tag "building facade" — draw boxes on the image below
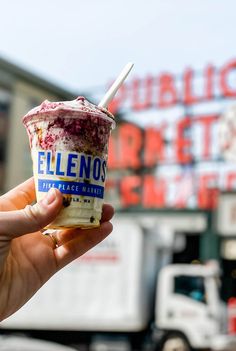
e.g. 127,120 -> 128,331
0,57 -> 74,192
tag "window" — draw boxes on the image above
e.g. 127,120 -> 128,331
174,275 -> 206,303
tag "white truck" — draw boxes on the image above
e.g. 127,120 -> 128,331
1,213 -> 236,351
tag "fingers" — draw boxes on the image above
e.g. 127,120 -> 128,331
0,188 -> 63,238
0,178 -> 36,211
54,204 -> 114,247
100,204 -> 114,223
54,220 -> 113,270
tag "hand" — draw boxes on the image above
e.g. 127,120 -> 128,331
0,177 -> 114,321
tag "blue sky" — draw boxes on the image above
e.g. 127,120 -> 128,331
0,0 -> 235,97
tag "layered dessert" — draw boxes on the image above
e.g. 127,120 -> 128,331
22,96 -> 115,229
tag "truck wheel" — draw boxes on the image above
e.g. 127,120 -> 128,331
160,334 -> 191,351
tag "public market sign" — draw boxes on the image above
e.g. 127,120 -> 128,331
106,58 -> 236,210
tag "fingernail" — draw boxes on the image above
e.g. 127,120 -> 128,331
42,188 -> 57,206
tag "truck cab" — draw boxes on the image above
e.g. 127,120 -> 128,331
155,264 -> 234,351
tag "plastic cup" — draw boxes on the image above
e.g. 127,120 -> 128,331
22,96 -> 115,229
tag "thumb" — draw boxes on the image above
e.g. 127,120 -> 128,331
0,188 -> 63,237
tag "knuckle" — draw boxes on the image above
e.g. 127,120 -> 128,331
18,189 -> 34,205
23,204 -> 44,230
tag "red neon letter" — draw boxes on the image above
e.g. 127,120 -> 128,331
197,174 -> 219,209
158,73 -> 177,108
175,118 -> 192,163
143,175 -> 166,208
220,59 -> 236,97
204,64 -> 215,100
120,176 -> 141,207
144,126 -> 165,166
119,123 -> 142,169
196,115 -> 217,159
183,68 -> 201,105
131,76 -> 153,111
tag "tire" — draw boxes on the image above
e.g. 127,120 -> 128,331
160,334 -> 191,351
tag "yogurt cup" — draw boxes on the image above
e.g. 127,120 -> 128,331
22,96 -> 115,229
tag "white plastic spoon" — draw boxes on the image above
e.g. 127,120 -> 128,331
98,62 -> 134,109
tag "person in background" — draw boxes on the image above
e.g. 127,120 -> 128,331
0,177 -> 114,322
